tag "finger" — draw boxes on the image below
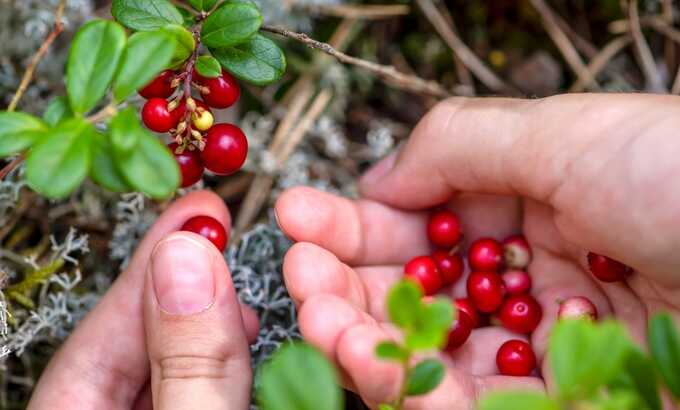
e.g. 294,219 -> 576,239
28,191 -> 231,410
144,232 -> 252,410
240,304 -> 260,344
359,94 -> 680,279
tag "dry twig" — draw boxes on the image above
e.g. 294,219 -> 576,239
627,0 -> 667,92
299,4 -> 410,20
569,36 -> 633,93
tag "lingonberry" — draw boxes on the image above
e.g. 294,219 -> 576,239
404,256 -> 442,296
432,250 -> 464,286
455,298 -> 481,328
496,340 -> 536,377
194,69 -> 241,109
501,270 -> 532,295
201,123 -> 248,176
558,296 -> 598,321
142,98 -> 177,133
168,143 -> 204,188
446,310 -> 472,351
171,98 -> 212,125
499,294 -> 542,334
466,271 -> 505,313
468,238 -> 503,271
427,210 -> 462,248
503,235 -> 532,269
181,215 -> 228,251
192,109 -> 214,132
139,70 -> 176,99
587,252 -> 630,283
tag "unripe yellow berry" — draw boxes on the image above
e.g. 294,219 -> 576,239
192,110 -> 214,131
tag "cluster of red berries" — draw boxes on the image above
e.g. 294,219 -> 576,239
181,215 -> 228,252
139,68 -> 248,188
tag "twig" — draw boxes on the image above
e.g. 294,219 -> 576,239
261,25 -> 451,98
528,0 -> 600,91
435,3 -> 475,95
0,154 -> 25,180
299,4 -> 410,19
553,12 -> 599,59
627,0 -> 667,92
569,36 -> 633,92
662,0 -> 675,73
85,103 -> 118,123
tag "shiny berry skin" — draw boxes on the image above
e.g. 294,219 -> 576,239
468,238 -> 503,271
503,235 -> 532,269
501,270 -> 532,295
139,70 -> 176,99
455,298 -> 481,328
558,296 -> 598,321
427,210 -> 462,248
169,143 -> 204,188
181,215 -> 228,251
466,271 -> 505,313
587,253 -> 630,283
496,340 -> 536,376
195,69 -> 241,109
499,294 -> 542,334
432,250 -> 464,286
142,98 -> 177,133
192,109 -> 214,131
446,311 -> 472,351
201,124 -> 248,175
404,256 -> 442,296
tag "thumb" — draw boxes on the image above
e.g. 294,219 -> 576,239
144,232 -> 252,410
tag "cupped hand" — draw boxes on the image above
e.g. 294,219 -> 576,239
28,191 -> 259,410
275,94 -> 680,409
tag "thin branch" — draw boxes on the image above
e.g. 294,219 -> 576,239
299,4 -> 410,19
628,0 -> 667,92
261,25 -> 452,98
662,0 -> 675,73
85,103 -> 118,123
0,154 -> 25,180
435,3 -> 475,94
569,36 -> 633,92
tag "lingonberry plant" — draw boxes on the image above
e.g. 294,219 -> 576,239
0,0 -> 285,200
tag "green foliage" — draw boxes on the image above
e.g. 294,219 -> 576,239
195,55 -> 222,78
200,3 -> 262,48
0,112 -> 47,156
406,359 -> 445,396
257,343 -> 343,410
163,24 -> 196,69
477,392 -> 559,410
90,132 -> 131,193
386,281 -> 421,328
109,107 -> 142,153
212,34 -> 287,85
111,0 -> 183,31
42,97 -> 73,126
613,348 -> 661,410
186,0 -> 219,12
648,313 -> 680,399
375,342 -> 409,362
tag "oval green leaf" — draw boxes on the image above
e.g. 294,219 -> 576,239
406,299 -> 454,351
176,6 -> 195,28
387,280 -> 422,329
648,313 -> 680,399
26,118 -> 93,199
0,112 -> 47,156
112,0 -> 183,31
211,34 -> 286,86
257,343 -> 343,410
200,3 -> 262,49
611,348 -> 661,410
478,392 -> 559,410
43,96 -> 73,126
195,55 -> 222,78
406,359 -> 445,396
375,341 -> 408,362
110,107 -> 142,153
163,24 -> 196,68
67,20 -> 126,114
187,0 -> 219,11
90,132 -> 131,192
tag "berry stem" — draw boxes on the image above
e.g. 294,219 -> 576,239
393,353 -> 412,410
86,102 -> 118,123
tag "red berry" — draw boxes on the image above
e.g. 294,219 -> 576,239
587,253 -> 630,283
496,340 -> 536,376
455,298 -> 481,328
168,143 -> 204,188
499,294 -> 542,334
503,235 -> 532,269
468,238 -> 503,271
181,215 -> 228,251
142,98 -> 178,133
446,311 -> 472,351
139,70 -> 176,99
201,123 -> 248,175
466,271 -> 505,313
427,210 -> 462,248
195,69 -> 241,109
404,256 -> 442,296
501,270 -> 532,295
171,98 -> 212,124
432,250 -> 464,286
558,296 -> 598,321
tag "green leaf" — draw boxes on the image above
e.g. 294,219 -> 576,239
90,132 -> 131,192
212,34 -> 287,86
113,30 -> 176,101
163,24 -> 196,68
195,55 -> 222,78
257,343 -> 343,410
26,118 -> 93,199
378,405 -> 395,410
200,3 -> 262,48
186,0 -> 219,11
406,359 -> 445,396
375,342 -> 409,362
0,112 -> 47,156
405,299 -> 454,351
648,313 -> 680,399
113,128 -> 180,199
111,0 -> 183,31
43,96 -> 73,126
176,6 -> 195,28
67,20 -> 126,114
611,348 -> 661,410
387,280 -> 422,329
109,107 -> 142,153
477,392 -> 559,410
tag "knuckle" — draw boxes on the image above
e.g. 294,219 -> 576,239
159,354 -> 249,381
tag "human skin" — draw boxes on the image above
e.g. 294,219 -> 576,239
275,94 -> 680,409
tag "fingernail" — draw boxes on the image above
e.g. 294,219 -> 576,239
151,235 -> 215,315
360,150 -> 398,185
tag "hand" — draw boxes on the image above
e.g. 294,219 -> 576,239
275,94 -> 680,409
27,191 -> 259,410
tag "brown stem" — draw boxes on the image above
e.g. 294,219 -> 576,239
85,103 -> 118,123
0,154 -> 25,180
